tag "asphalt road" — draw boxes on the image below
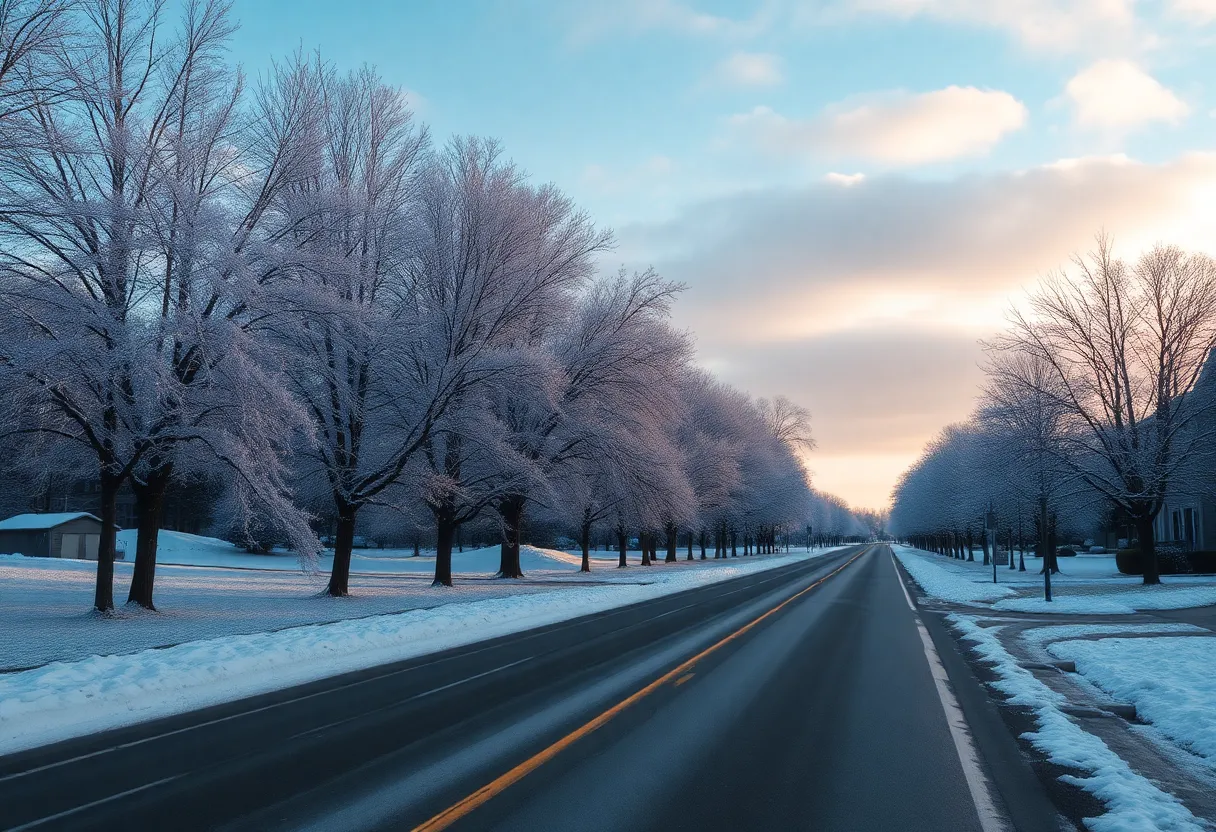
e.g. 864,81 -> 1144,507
0,545 -> 1064,832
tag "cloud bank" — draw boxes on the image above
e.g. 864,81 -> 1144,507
615,153 -> 1216,505
730,87 -> 1027,165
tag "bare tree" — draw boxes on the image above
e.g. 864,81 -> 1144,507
0,0 -> 199,612
0,0 -> 74,121
757,395 -> 815,453
995,235 -> 1216,584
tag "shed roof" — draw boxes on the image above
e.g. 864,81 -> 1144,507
0,512 -> 103,531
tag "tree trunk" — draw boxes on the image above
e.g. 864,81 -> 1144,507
617,527 -> 628,568
699,530 -> 707,560
966,528 -> 975,562
640,531 -> 652,566
1137,513 -> 1160,586
1038,495 -> 1052,602
665,524 -> 677,563
432,510 -> 457,587
93,469 -> 120,613
326,502 -> 358,597
128,464 -> 172,610
580,517 -> 592,573
497,495 -> 525,578
730,529 -> 738,557
686,531 -> 693,560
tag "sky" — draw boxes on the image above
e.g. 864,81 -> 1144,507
225,0 -> 1216,510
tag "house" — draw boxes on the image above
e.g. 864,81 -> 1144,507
1150,348 -> 1216,552
0,512 -> 117,559
1153,496 -> 1215,552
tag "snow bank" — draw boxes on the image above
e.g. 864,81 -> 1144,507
1049,636 -> 1216,767
891,546 -> 1015,604
0,549 -> 830,755
950,615 -> 1205,832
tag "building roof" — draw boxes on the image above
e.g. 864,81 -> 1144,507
0,512 -> 103,531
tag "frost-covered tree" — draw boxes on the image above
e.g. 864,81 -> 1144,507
123,5 -> 326,609
0,0 -> 241,611
0,0 -> 74,122
485,267 -> 685,577
994,236 -> 1216,584
271,64 -> 434,597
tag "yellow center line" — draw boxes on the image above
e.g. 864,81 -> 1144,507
674,673 -> 695,687
411,545 -> 872,832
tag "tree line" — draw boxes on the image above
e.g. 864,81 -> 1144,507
890,234 -> 1216,585
0,0 -> 870,613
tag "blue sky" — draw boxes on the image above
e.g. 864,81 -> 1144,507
226,0 -> 1216,508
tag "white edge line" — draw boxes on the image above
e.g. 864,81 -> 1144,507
890,547 -> 1006,832
3,774 -> 183,832
890,550 -> 916,611
914,620 -> 1006,832
894,544 -> 1006,832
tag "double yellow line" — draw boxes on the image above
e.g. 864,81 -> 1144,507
413,545 -> 870,832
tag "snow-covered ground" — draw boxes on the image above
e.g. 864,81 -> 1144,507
951,615 -> 1208,832
1048,636 -> 1216,768
0,531 -> 731,670
0,534 -> 846,754
893,545 -> 1216,613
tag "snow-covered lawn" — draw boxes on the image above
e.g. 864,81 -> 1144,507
1048,636 -> 1216,768
894,545 -> 1216,614
1,531 -> 759,670
891,545 -> 1016,605
951,615 -> 1207,832
107,528 -> 609,573
0,538 -> 845,754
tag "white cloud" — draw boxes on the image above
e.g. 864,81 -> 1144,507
730,86 -> 1027,165
714,52 -> 783,87
620,153 -> 1216,348
824,172 -> 866,186
1170,0 -> 1216,23
813,0 -> 1138,52
1064,60 -> 1190,129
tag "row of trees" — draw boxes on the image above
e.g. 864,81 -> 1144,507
891,235 -> 1216,585
0,0 -> 869,612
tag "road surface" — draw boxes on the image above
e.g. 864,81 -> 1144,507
0,545 -> 1063,831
